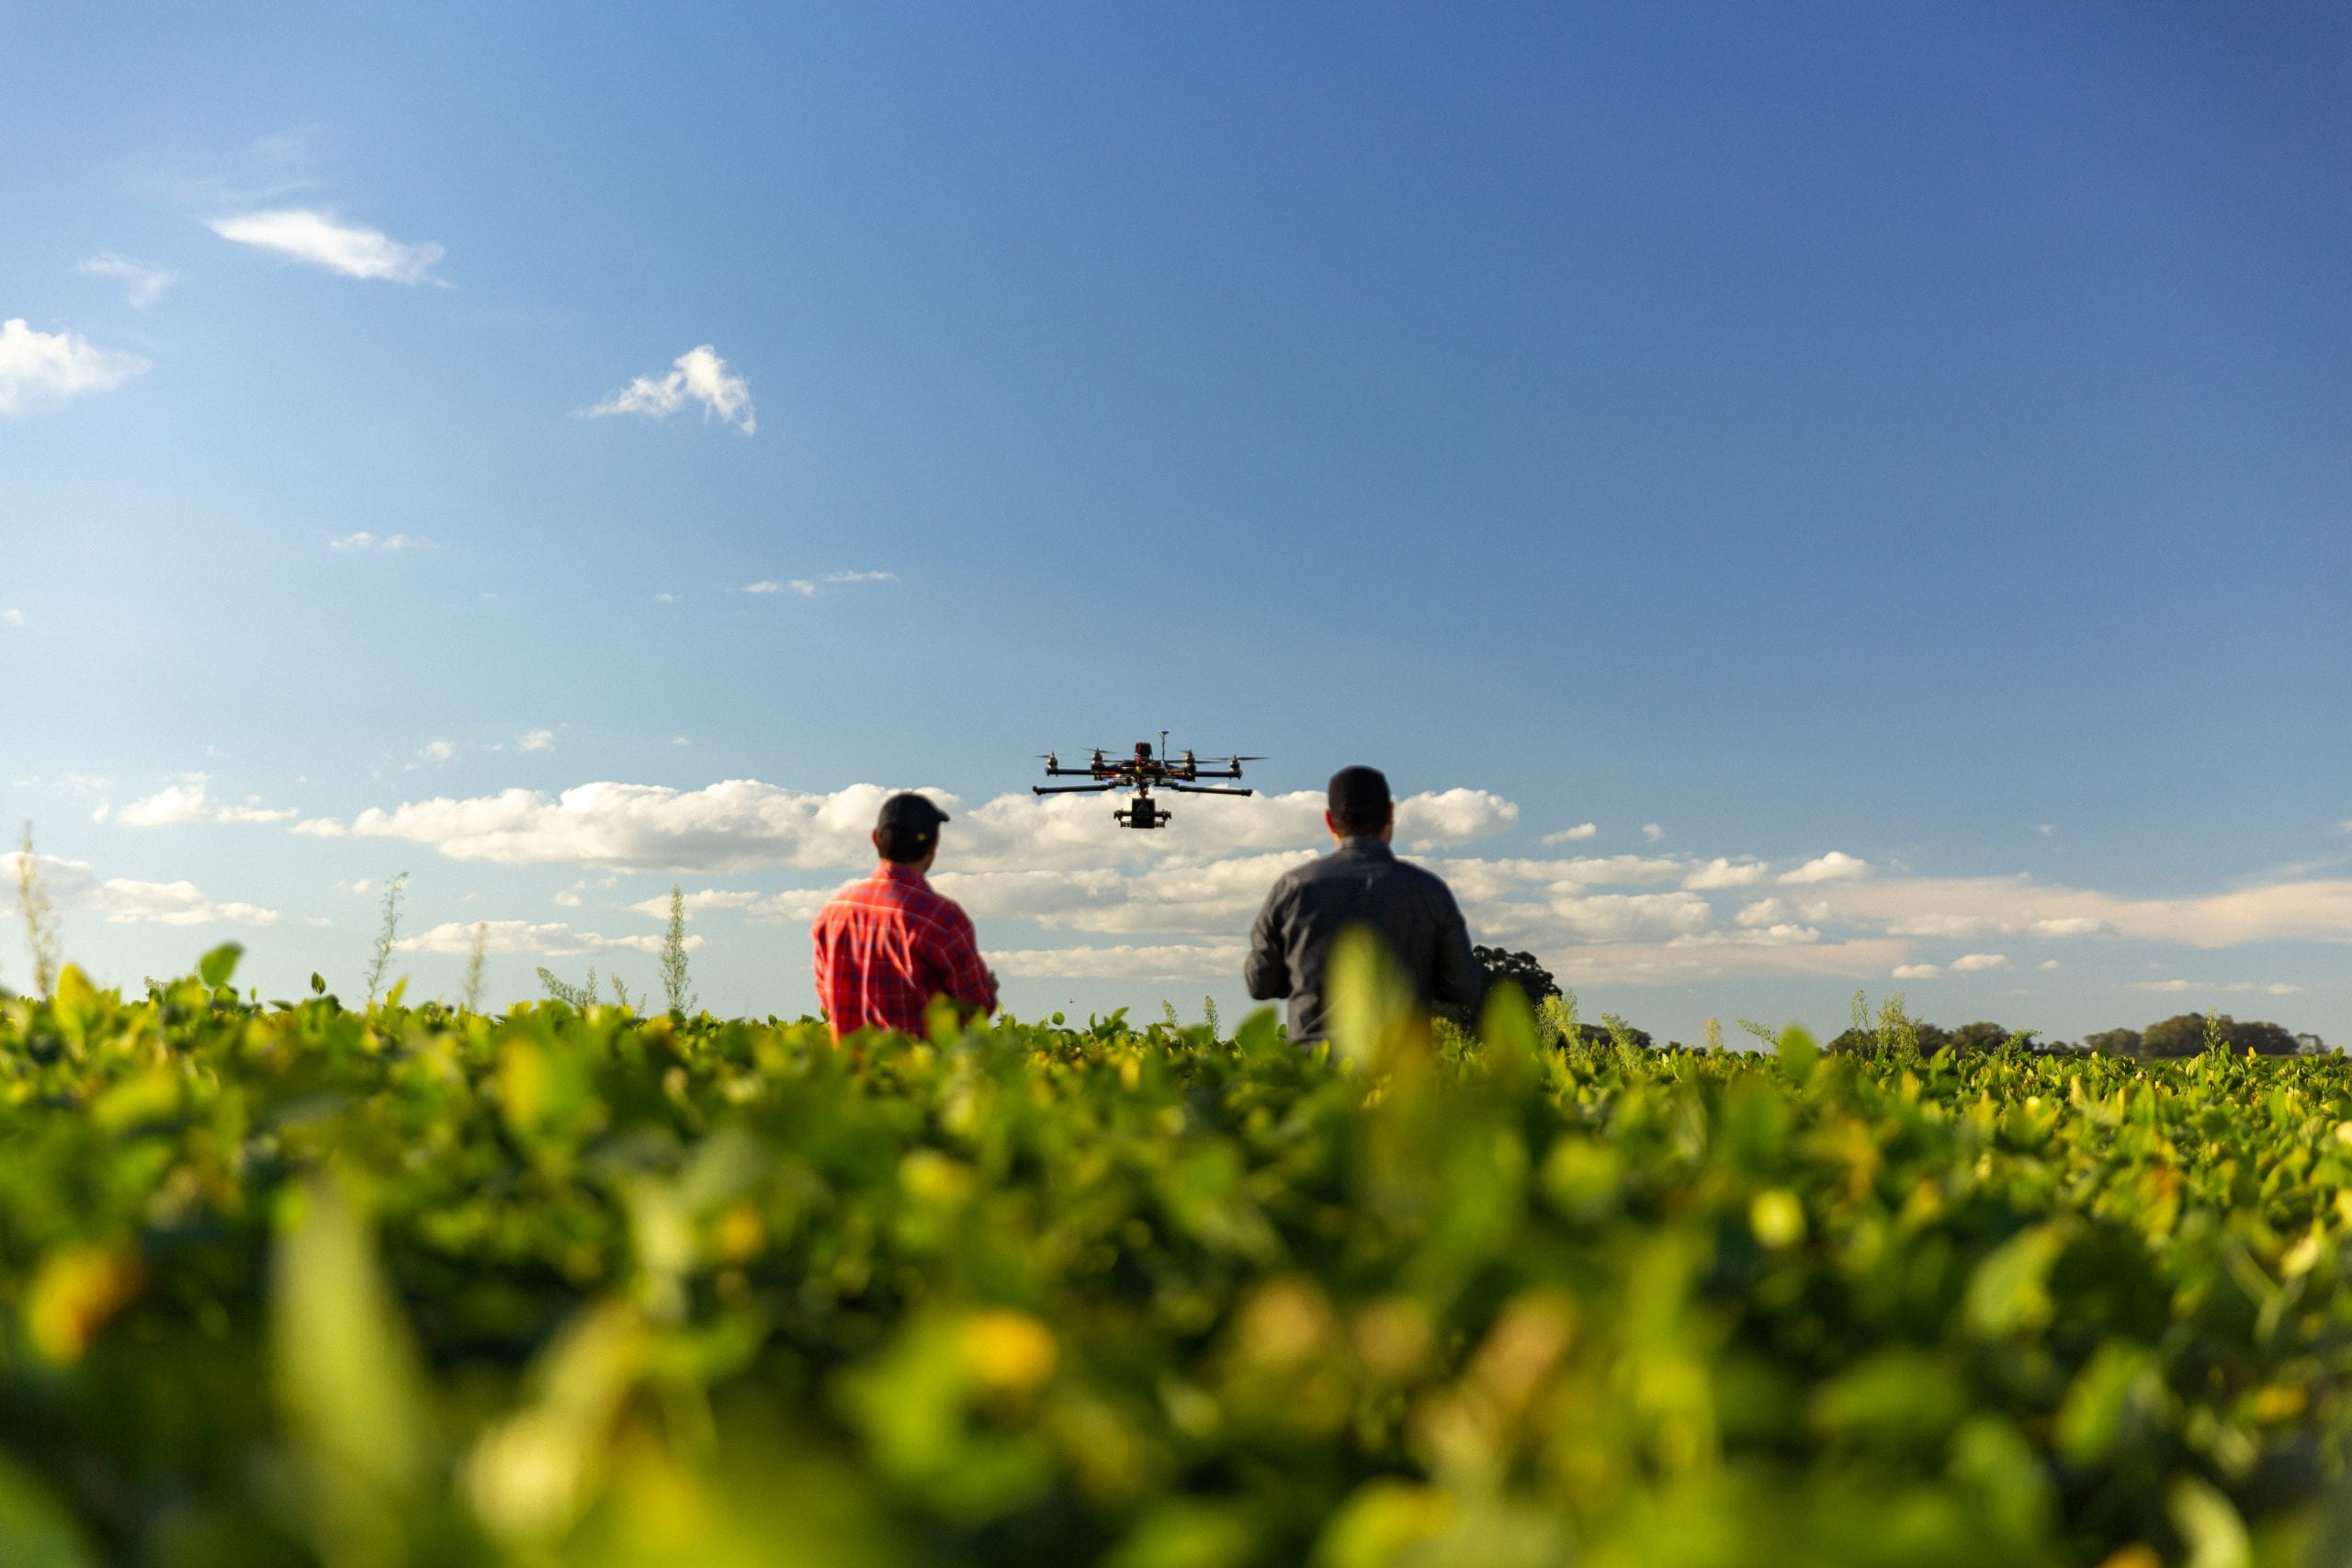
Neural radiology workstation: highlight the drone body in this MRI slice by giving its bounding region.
[1035,733,1261,829]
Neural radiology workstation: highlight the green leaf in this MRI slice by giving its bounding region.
[197,942,243,989]
[0,1454,97,1568]
[271,1179,429,1554]
[2167,1477,2250,1568]
[1774,1024,1819,1078]
[1964,1222,2073,1338]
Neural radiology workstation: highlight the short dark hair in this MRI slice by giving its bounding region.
[1327,765,1393,833]
[876,825,934,863]
[874,792,949,863]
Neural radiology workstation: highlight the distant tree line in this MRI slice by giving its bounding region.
[1466,946,2328,1057]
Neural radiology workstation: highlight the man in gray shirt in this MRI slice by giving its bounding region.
[1245,765,1486,1043]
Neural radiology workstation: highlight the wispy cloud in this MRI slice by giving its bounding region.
[330,531,426,551]
[1543,823,1597,844]
[0,319,148,414]
[519,729,556,752]
[745,571,898,597]
[2133,979,2306,997]
[207,209,445,284]
[1948,953,2010,973]
[1,609,22,629]
[1642,823,1665,842]
[74,252,179,309]
[584,344,754,434]
[114,776,297,828]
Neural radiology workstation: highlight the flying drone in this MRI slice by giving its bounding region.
[1035,733,1262,829]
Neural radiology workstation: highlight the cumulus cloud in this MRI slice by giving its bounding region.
[987,944,1247,981]
[1642,824,1665,842]
[422,739,455,762]
[1893,963,1943,979]
[1781,852,1872,885]
[75,252,178,309]
[1682,857,1770,890]
[743,581,784,594]
[0,852,277,927]
[1401,789,1519,849]
[519,729,556,752]
[1948,953,2010,973]
[1543,823,1597,844]
[397,920,704,957]
[585,344,754,434]
[291,781,1511,877]
[207,209,444,283]
[331,532,426,551]
[0,319,148,414]
[115,776,297,828]
[2,609,22,629]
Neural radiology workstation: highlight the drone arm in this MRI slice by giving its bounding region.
[1034,783,1118,795]
[1167,784,1255,796]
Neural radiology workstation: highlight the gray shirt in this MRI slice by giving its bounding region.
[1244,835,1485,1043]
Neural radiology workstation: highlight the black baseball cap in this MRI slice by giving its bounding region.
[876,792,951,836]
[1328,766,1392,822]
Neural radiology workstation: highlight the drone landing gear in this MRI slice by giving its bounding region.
[1114,795,1168,829]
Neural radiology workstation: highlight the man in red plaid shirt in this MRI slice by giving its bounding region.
[811,792,999,1040]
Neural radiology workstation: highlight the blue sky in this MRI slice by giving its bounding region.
[4,4,2348,1044]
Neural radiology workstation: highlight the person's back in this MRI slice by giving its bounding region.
[811,792,998,1039]
[1245,766,1483,1043]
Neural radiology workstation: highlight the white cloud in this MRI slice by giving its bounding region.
[1642,824,1665,842]
[1949,953,2010,973]
[1,610,21,628]
[207,209,444,284]
[115,776,297,828]
[519,729,556,752]
[1815,874,2352,949]
[422,739,455,762]
[743,581,784,594]
[74,252,179,309]
[1401,788,1518,849]
[628,888,759,919]
[1682,857,1770,890]
[1781,852,1872,885]
[0,852,278,927]
[331,532,426,551]
[0,318,148,414]
[1893,964,1943,979]
[1543,823,1597,844]
[397,920,704,957]
[986,944,1247,981]
[585,344,754,434]
[782,570,898,598]
[291,781,1507,877]
[2132,979,2306,997]
[2035,824,2055,837]
[2039,959,2060,970]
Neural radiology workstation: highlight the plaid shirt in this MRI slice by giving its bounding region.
[811,863,999,1039]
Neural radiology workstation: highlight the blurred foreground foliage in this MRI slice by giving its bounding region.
[4,942,2352,1566]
